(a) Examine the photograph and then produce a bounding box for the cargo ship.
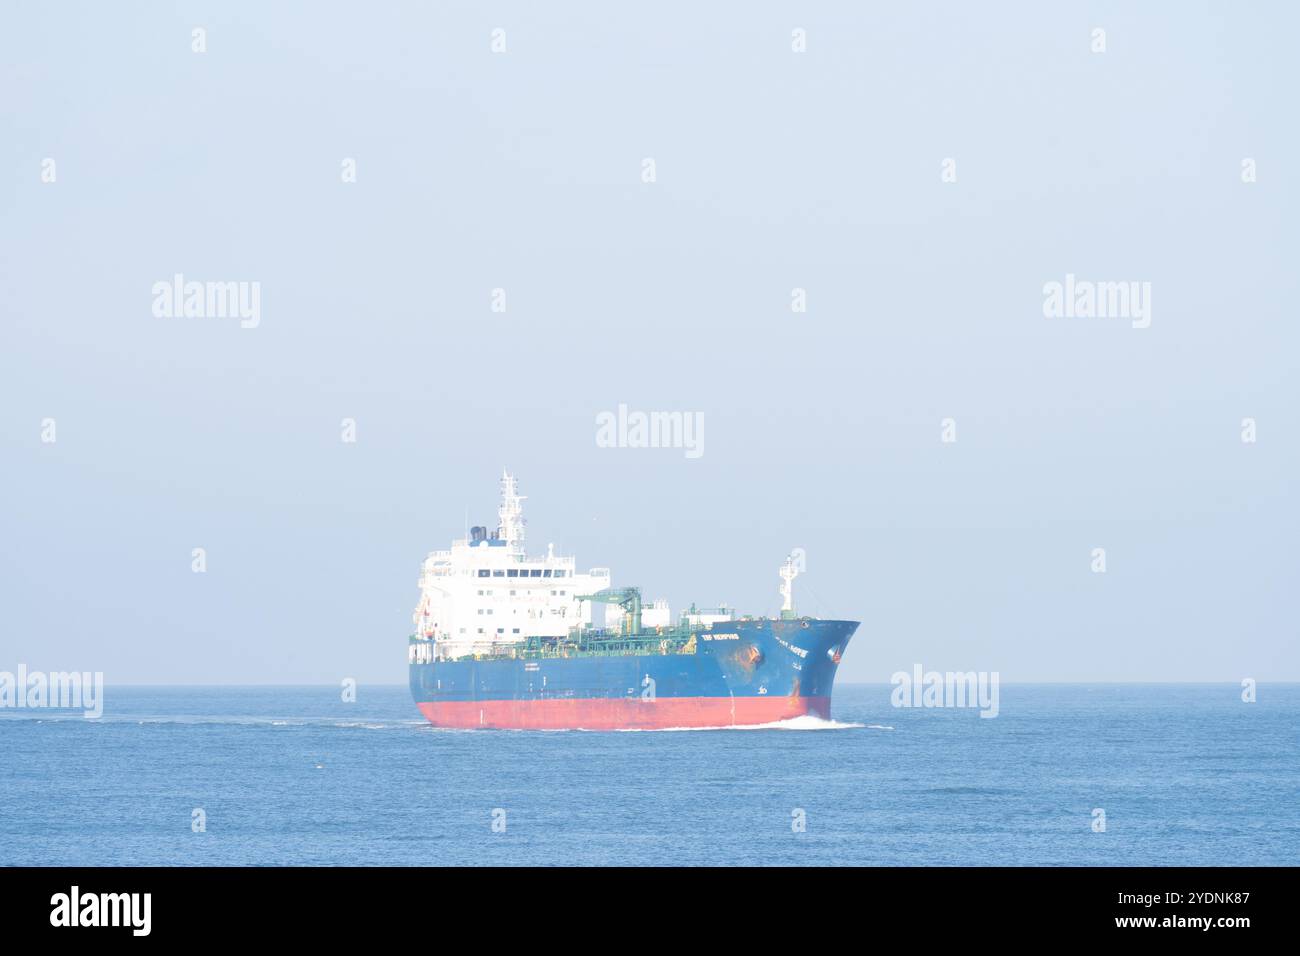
[407,472,859,730]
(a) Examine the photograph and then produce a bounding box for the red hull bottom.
[417,695,831,730]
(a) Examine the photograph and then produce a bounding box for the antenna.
[779,554,800,619]
[498,469,526,553]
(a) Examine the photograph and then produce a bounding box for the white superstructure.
[412,472,618,659]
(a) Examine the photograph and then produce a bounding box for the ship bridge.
[412,472,617,659]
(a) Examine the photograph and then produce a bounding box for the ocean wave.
[612,714,872,732]
[4,712,884,733]
[0,714,426,730]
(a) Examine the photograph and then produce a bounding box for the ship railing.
[440,633,696,662]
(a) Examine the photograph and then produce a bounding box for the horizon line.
[46,679,1300,688]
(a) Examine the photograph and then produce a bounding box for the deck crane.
[575,587,643,637]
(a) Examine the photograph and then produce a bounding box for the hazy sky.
[2,2,1296,684]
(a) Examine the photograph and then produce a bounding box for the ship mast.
[498,470,526,555]
[779,554,800,619]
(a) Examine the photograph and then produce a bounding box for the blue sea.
[2,684,1296,866]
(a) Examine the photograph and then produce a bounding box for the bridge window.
[507,569,519,578]
[477,569,490,578]
[553,570,566,578]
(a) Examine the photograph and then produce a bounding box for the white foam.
[415,716,872,733]
[612,714,870,732]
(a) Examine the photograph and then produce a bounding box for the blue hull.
[410,618,859,729]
